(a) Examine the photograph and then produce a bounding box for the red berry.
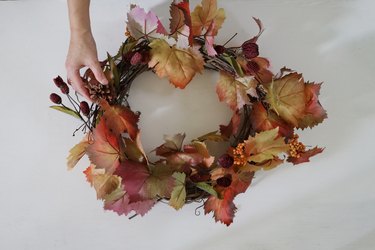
[242,41,259,59]
[218,154,234,168]
[214,45,226,55]
[60,83,70,94]
[216,174,232,188]
[53,76,65,88]
[50,93,62,104]
[80,101,90,116]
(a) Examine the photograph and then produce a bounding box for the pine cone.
[85,82,115,103]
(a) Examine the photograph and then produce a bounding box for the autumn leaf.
[67,135,89,170]
[216,71,249,111]
[251,102,294,138]
[241,157,284,172]
[126,5,167,40]
[265,73,306,127]
[99,99,139,140]
[83,165,122,200]
[86,118,120,174]
[154,133,186,157]
[196,131,227,142]
[114,160,150,201]
[169,172,186,210]
[191,0,226,36]
[143,163,175,199]
[123,133,148,164]
[287,147,324,165]
[298,83,327,129]
[170,0,193,45]
[166,141,215,167]
[104,193,156,217]
[220,111,241,139]
[244,128,289,163]
[148,39,204,89]
[204,191,236,226]
[205,170,254,226]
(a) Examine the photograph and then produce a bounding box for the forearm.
[67,0,92,38]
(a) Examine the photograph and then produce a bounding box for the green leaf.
[224,55,244,77]
[50,106,80,119]
[196,182,218,198]
[107,53,120,89]
[196,131,227,142]
[169,172,186,210]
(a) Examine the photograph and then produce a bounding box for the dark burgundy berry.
[80,101,90,116]
[214,45,226,55]
[246,61,260,75]
[141,51,151,64]
[218,154,234,168]
[60,83,70,94]
[53,76,65,88]
[130,52,142,65]
[242,41,259,59]
[50,93,62,104]
[216,174,232,188]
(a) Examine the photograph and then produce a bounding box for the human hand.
[65,32,108,101]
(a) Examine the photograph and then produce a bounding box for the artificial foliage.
[50,0,327,226]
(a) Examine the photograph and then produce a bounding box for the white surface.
[1,0,375,249]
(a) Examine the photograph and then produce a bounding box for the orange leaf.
[251,102,294,138]
[148,39,204,89]
[216,71,249,111]
[191,0,226,36]
[287,147,324,165]
[86,118,120,174]
[298,83,328,129]
[99,99,139,140]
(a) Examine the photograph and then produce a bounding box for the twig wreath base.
[50,0,327,226]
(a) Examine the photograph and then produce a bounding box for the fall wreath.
[50,0,327,226]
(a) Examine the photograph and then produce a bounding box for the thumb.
[90,61,109,85]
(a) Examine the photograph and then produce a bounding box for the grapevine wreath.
[50,0,327,226]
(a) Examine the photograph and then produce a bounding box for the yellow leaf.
[265,73,306,126]
[244,128,289,163]
[191,0,226,36]
[148,39,204,89]
[67,135,89,170]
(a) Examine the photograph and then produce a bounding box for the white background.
[1,0,375,249]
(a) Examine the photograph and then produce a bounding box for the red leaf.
[86,119,120,173]
[114,160,150,201]
[287,147,324,165]
[170,0,193,45]
[205,170,254,226]
[104,193,156,217]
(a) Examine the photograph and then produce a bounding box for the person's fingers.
[67,67,92,101]
[89,61,109,85]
